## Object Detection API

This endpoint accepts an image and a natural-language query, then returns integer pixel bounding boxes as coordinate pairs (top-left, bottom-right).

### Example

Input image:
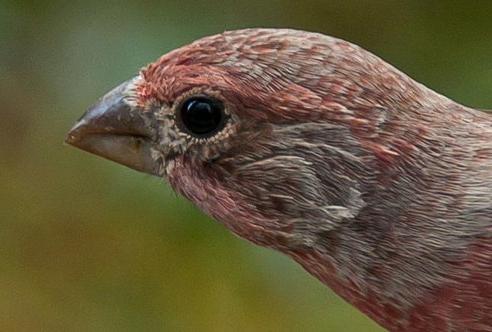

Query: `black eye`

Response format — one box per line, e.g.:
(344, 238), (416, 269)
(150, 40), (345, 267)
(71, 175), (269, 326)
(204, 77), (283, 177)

(179, 96), (226, 138)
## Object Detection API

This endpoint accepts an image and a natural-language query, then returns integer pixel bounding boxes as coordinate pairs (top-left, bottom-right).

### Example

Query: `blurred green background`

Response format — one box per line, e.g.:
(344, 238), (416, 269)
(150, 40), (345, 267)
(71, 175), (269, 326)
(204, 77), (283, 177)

(1, 1), (491, 331)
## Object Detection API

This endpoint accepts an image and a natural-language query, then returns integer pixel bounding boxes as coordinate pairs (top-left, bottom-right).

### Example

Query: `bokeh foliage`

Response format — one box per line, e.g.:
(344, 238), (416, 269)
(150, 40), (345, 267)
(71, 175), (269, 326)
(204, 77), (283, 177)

(1, 1), (491, 331)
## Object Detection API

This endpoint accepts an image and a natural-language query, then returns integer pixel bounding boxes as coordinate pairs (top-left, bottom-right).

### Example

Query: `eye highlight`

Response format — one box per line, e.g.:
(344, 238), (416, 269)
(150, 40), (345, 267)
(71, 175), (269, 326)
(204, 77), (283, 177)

(178, 96), (226, 138)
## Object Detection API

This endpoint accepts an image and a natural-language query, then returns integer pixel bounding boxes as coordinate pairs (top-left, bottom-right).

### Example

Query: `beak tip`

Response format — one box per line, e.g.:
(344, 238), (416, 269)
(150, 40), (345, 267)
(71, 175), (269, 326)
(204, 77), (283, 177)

(64, 132), (76, 146)
(65, 121), (84, 147)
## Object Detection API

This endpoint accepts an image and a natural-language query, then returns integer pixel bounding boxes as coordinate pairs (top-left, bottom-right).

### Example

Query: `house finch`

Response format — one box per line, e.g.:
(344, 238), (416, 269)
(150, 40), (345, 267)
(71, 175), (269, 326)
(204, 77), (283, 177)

(66, 29), (492, 331)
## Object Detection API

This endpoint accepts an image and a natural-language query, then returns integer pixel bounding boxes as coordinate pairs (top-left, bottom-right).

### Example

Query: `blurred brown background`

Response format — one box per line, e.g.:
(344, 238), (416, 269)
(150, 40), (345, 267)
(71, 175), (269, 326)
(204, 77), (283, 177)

(1, 1), (491, 331)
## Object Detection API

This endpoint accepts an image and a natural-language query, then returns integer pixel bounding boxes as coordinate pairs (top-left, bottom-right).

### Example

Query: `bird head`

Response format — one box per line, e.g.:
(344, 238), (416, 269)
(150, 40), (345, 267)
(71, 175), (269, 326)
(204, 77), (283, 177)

(66, 29), (492, 331)
(66, 28), (435, 249)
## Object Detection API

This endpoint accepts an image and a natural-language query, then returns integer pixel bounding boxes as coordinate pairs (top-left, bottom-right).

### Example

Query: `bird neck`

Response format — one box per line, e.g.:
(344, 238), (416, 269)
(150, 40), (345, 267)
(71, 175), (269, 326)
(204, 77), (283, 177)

(286, 107), (492, 330)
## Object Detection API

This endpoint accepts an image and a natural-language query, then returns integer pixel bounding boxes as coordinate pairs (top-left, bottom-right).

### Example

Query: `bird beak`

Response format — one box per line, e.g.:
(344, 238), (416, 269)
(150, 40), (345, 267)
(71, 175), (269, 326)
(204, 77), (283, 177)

(65, 76), (160, 176)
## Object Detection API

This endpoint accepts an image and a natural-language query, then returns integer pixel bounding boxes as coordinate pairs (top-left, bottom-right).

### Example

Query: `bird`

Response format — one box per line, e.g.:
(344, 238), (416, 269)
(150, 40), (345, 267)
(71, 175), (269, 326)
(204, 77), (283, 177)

(66, 29), (492, 331)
